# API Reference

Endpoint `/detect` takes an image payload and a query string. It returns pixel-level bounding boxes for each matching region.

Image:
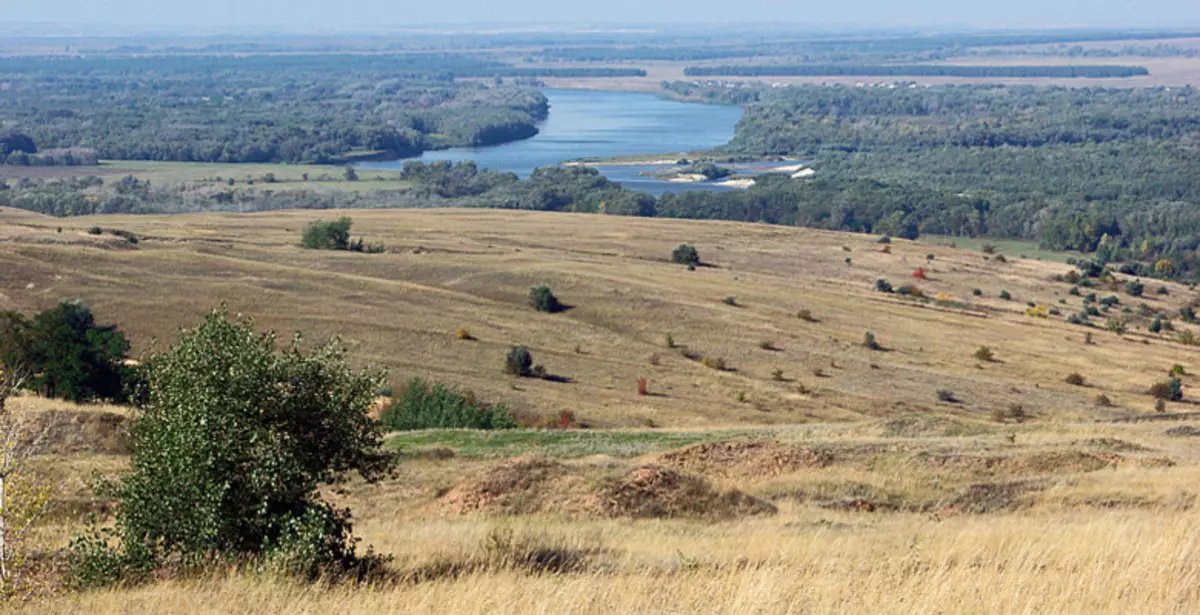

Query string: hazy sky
[1,0,1197,31]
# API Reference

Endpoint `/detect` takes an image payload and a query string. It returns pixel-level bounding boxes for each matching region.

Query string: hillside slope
[2,206,1196,427]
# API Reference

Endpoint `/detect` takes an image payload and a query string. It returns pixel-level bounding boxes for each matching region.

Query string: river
[359,89,751,195]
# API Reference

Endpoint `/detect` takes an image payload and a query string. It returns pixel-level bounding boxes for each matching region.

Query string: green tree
[672,244,701,266]
[0,301,129,403]
[71,307,394,585]
[529,285,563,313]
[300,217,353,250]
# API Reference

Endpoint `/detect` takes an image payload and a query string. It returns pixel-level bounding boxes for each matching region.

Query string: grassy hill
[5,207,1200,612]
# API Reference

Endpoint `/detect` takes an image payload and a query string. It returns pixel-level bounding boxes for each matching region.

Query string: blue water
[358,89,748,196]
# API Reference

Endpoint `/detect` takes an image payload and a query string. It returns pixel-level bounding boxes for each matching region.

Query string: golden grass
[6,208,1200,612]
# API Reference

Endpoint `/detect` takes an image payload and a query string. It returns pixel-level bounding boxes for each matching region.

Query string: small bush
[972,288,983,297]
[87,226,102,235]
[1148,378,1184,401]
[974,346,996,362]
[981,243,997,255]
[1007,404,1027,423]
[863,331,881,351]
[758,340,777,351]
[672,244,700,266]
[1095,394,1113,407]
[1106,318,1128,335]
[797,309,816,322]
[999,290,1012,301]
[912,268,928,280]
[1156,398,1168,413]
[875,279,894,293]
[637,377,648,396]
[701,356,727,371]
[925,253,935,261]
[896,285,924,298]
[504,346,534,377]
[1157,286,1170,296]
[994,254,1008,263]
[772,369,785,381]
[381,378,516,431]
[529,285,564,313]
[722,296,738,306]
[300,217,354,250]
[1065,373,1086,386]
[936,389,959,403]
[665,332,675,348]
[1069,287,1081,296]
[877,235,892,244]
[1170,364,1187,377]
[1125,280,1145,297]
[455,328,474,341]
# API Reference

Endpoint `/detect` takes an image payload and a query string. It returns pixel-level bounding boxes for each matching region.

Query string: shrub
[1170,364,1187,377]
[926,253,935,261]
[874,279,893,293]
[1007,404,1027,423]
[504,346,534,377]
[1099,295,1120,308]
[880,245,892,254]
[1095,394,1113,407]
[1069,287,1081,296]
[381,378,516,431]
[87,226,102,235]
[974,346,996,362]
[1182,306,1197,323]
[300,217,353,250]
[912,268,928,280]
[343,166,358,181]
[1105,318,1128,335]
[1148,378,1184,401]
[637,377,648,396]
[758,340,777,351]
[701,356,727,371]
[772,369,785,381]
[1125,280,1145,297]
[1156,398,1168,413]
[994,254,1007,263]
[1150,317,1163,335]
[936,389,958,403]
[722,296,737,306]
[1065,372,1086,386]
[455,328,474,341]
[69,307,394,586]
[1157,286,1170,296]
[529,285,564,313]
[863,331,881,351]
[797,309,816,322]
[972,288,983,297]
[671,244,700,266]
[1180,330,1198,346]
[981,243,997,255]
[896,285,925,298]
[999,290,1011,300]
[877,235,892,244]
[665,332,676,348]
[1025,305,1049,319]
[1085,332,1094,345]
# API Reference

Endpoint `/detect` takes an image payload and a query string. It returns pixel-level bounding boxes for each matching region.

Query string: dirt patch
[658,441,833,480]
[942,479,1048,515]
[876,414,982,438]
[1072,438,1151,453]
[914,450,1121,477]
[37,410,130,455]
[600,465,775,519]
[436,457,774,520]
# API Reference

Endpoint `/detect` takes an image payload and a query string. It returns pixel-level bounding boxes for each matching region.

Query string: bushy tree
[0,301,129,403]
[300,217,353,250]
[70,307,394,585]
[529,285,563,313]
[380,378,516,430]
[504,346,534,377]
[672,244,701,266]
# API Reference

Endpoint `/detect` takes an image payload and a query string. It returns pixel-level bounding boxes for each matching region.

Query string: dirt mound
[1072,438,1151,452]
[914,450,1120,477]
[876,414,981,438]
[600,465,775,520]
[38,410,130,455]
[437,457,775,520]
[659,441,833,480]
[942,480,1048,515]
[1165,426,1200,437]
[438,457,576,516]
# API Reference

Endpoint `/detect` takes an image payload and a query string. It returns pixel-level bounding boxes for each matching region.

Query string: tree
[70,307,394,585]
[504,346,534,377]
[343,166,359,182]
[300,217,353,250]
[0,302,129,403]
[672,244,701,266]
[529,285,563,313]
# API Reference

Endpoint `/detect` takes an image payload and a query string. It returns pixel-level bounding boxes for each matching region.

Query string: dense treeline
[683,65,1150,78]
[0,55,555,164]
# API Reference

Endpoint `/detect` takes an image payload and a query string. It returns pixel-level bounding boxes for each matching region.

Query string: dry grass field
[4,206,1200,613]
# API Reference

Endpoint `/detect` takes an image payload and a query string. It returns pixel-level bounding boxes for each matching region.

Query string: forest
[683,65,1150,78]
[0,54,600,164]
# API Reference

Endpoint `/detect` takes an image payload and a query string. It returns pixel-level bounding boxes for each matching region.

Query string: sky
[0,0,1197,31]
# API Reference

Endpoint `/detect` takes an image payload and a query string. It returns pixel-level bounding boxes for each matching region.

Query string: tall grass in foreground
[33,510,1200,614]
